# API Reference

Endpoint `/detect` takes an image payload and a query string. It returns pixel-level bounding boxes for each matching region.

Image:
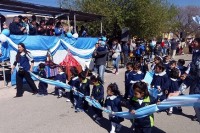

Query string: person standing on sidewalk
[186,38,200,123]
[11,43,38,97]
[93,41,108,83]
[170,38,178,59]
[122,41,129,67]
[112,39,122,75]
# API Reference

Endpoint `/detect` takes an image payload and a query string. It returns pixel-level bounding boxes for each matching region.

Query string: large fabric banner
[30,72,200,120]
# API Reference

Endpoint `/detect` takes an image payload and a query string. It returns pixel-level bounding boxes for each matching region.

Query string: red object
[60,53,82,80]
[161,42,165,47]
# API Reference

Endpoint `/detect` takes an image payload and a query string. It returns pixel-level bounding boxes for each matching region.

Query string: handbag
[112,53,119,59]
[112,44,120,59]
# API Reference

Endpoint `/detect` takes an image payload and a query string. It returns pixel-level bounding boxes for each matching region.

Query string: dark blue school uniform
[105,96,124,124]
[124,70,131,99]
[76,79,90,110]
[178,66,187,75]
[168,78,179,93]
[68,77,80,108]
[167,67,181,77]
[141,63,148,75]
[163,62,170,74]
[55,72,67,83]
[68,77,80,89]
[151,71,168,101]
[14,52,38,97]
[38,69,48,95]
[91,83,104,118]
[54,72,67,95]
[128,71,145,98]
[129,96,156,133]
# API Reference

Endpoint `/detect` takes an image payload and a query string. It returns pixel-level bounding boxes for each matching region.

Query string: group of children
[34,54,189,133]
[150,55,188,114]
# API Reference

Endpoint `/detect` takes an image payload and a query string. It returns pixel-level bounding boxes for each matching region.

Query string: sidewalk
[0,54,199,133]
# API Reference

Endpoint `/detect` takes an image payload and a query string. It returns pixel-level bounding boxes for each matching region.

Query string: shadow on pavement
[84,107,166,133]
[172,107,194,120]
[84,107,132,132]
[152,126,166,133]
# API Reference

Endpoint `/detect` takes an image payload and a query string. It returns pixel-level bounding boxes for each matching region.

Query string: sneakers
[75,108,83,113]
[37,94,44,97]
[95,116,101,121]
[66,98,70,102]
[177,107,182,113]
[167,111,173,116]
[93,114,97,119]
[115,72,119,75]
[57,95,62,98]
[116,124,122,132]
[191,116,198,121]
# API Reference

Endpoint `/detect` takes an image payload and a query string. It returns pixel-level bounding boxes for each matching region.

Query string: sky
[12,0,200,7]
[1,0,200,15]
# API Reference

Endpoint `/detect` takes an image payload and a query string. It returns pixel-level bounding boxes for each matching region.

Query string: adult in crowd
[162,38,170,56]
[93,41,108,83]
[170,38,178,59]
[111,39,121,75]
[0,14,7,30]
[9,16,26,35]
[54,22,64,36]
[29,20,38,35]
[24,17,30,34]
[129,39,136,62]
[149,39,156,60]
[79,25,87,37]
[46,18,55,36]
[11,43,38,97]
[37,20,47,35]
[187,38,200,123]
[122,41,129,67]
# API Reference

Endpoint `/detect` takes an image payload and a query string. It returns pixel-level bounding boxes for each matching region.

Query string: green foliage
[61,0,178,39]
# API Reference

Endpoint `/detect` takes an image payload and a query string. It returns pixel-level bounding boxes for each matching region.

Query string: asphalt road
[0,54,200,133]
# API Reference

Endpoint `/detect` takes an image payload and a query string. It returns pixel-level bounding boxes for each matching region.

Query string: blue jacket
[68,76,80,89]
[39,69,46,78]
[129,96,156,128]
[91,83,104,101]
[38,69,48,90]
[122,43,129,55]
[128,71,144,97]
[14,52,34,71]
[79,79,90,96]
[189,50,200,94]
[55,72,67,83]
[9,22,23,35]
[136,45,145,56]
[125,70,131,86]
[178,66,187,75]
[167,78,179,93]
[190,50,200,78]
[105,95,124,123]
[93,45,108,65]
[151,71,169,91]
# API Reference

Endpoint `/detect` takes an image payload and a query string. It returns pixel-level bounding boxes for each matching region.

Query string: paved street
[0,54,200,133]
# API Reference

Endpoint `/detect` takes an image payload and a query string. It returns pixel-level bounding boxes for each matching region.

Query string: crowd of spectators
[104,37,194,70]
[1,15,88,37]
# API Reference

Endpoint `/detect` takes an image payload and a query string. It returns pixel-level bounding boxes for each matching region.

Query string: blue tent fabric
[0,35,98,61]
[1,35,98,85]
[0,42,10,61]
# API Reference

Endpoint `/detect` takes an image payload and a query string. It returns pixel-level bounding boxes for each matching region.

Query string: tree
[173,6,200,38]
[60,0,178,39]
